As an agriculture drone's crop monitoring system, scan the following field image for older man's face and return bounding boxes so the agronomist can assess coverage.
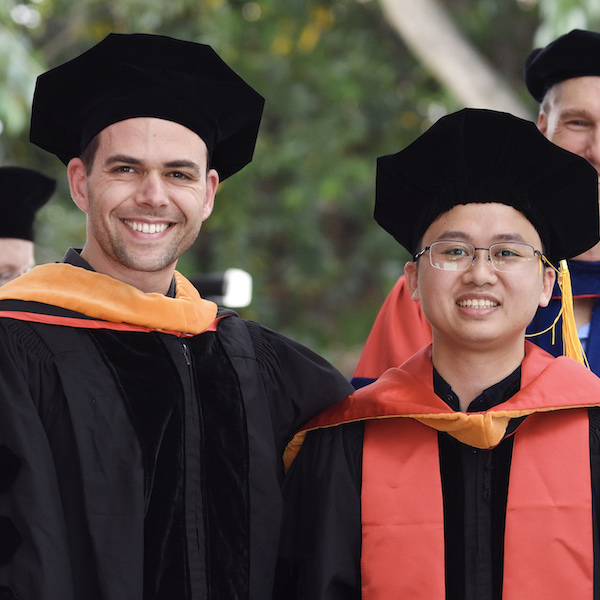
[539,76,600,182]
[539,76,600,260]
[0,238,34,286]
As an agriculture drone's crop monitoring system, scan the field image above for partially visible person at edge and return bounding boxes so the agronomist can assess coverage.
[0,33,353,600]
[0,166,55,286]
[274,108,600,600]
[352,29,600,388]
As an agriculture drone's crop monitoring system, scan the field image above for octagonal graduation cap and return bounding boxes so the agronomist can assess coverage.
[374,108,599,267]
[0,166,56,241]
[524,29,600,103]
[30,33,265,180]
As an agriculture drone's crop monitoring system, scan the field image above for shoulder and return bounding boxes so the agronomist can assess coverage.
[288,421,365,488]
[214,314,340,371]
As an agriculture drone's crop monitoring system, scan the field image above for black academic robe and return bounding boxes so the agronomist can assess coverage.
[0,267,353,600]
[275,366,600,600]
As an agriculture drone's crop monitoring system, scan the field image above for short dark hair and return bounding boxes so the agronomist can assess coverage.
[80,133,101,174]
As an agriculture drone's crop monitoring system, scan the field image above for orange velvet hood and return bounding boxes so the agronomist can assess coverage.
[0,263,217,335]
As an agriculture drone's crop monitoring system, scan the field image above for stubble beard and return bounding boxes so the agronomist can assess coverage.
[85,181,204,274]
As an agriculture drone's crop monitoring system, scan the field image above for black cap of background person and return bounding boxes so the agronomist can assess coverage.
[0,167,56,241]
[374,108,599,267]
[524,29,600,103]
[29,33,265,181]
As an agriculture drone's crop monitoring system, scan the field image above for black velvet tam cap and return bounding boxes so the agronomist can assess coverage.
[30,33,265,181]
[0,167,56,241]
[524,29,600,103]
[375,108,599,265]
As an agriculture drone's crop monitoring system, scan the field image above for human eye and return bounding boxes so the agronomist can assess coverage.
[429,242,472,270]
[111,164,136,174]
[564,115,591,129]
[567,121,590,132]
[493,244,534,267]
[167,165,203,183]
[169,171,191,180]
[496,246,520,258]
[0,270,17,284]
[438,242,471,257]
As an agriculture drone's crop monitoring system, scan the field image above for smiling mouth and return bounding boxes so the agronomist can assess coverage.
[123,219,171,234]
[457,299,499,308]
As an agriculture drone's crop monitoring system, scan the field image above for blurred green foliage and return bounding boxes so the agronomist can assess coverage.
[0,0,598,373]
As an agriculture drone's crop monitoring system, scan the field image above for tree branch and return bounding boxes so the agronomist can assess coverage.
[379,0,533,119]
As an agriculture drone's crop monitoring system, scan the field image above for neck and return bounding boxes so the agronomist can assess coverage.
[432,339,524,412]
[574,296,595,330]
[80,247,175,295]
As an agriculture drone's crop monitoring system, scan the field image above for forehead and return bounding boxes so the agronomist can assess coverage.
[423,203,542,245]
[548,76,600,111]
[0,238,34,266]
[97,117,209,161]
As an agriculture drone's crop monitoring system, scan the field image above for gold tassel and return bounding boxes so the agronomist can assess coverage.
[558,259,589,367]
[525,258,589,368]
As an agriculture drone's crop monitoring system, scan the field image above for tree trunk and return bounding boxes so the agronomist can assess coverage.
[379,0,533,120]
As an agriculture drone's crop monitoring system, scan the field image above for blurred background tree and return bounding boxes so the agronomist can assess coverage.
[0,0,598,375]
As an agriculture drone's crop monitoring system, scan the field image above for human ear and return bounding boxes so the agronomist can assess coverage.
[67,158,89,214]
[404,261,420,302]
[538,266,556,308]
[537,111,548,137]
[201,168,219,222]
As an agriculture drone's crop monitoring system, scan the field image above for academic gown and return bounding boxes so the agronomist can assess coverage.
[0,253,354,600]
[275,345,600,600]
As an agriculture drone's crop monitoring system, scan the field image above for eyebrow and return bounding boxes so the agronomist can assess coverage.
[104,155,202,174]
[104,154,142,166]
[558,108,593,121]
[164,160,202,173]
[435,231,530,244]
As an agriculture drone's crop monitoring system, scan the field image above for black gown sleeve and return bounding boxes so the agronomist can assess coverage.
[0,318,86,599]
[274,421,364,600]
[243,320,354,450]
[589,407,600,599]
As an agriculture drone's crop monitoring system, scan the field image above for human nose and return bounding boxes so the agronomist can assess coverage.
[462,248,497,285]
[135,172,169,208]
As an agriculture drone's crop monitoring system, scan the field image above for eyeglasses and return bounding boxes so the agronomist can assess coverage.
[413,241,544,273]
